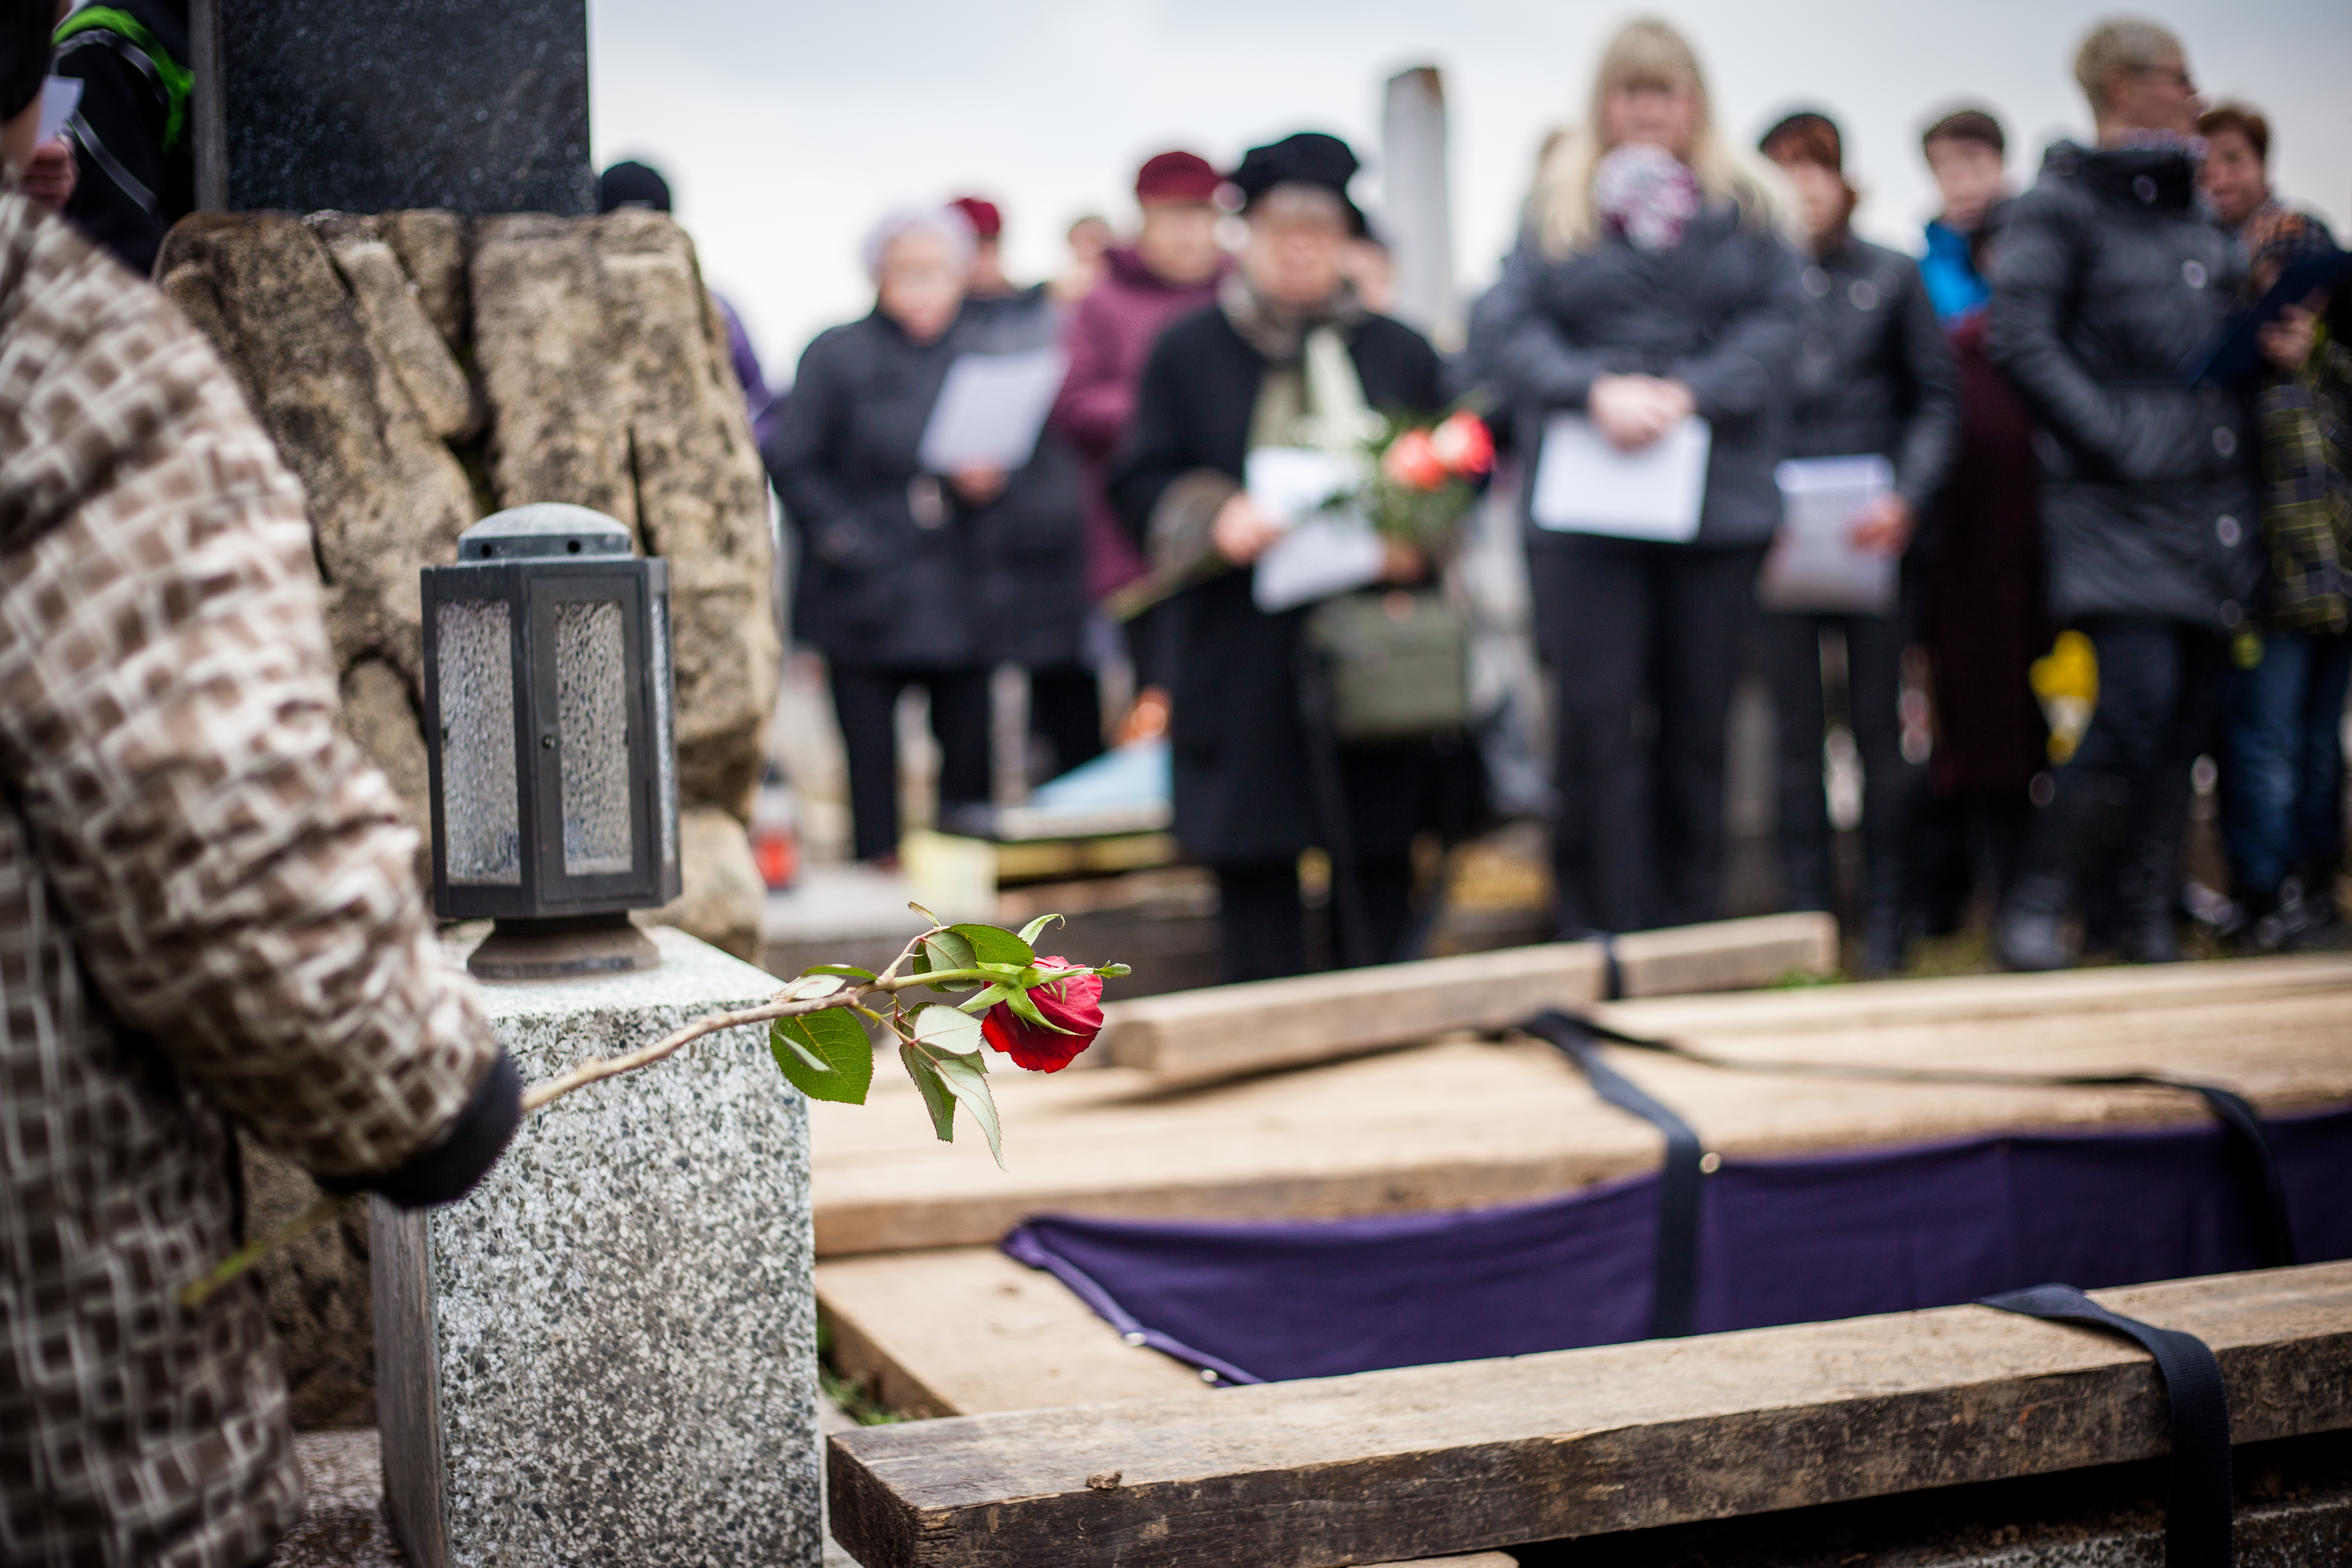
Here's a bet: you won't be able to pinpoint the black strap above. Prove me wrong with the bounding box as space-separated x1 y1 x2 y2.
1982 1283 2233 1568
1524 1011 2298 1270
1522 1010 1702 1337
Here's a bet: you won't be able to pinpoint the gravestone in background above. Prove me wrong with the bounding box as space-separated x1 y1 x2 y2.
214 0 593 215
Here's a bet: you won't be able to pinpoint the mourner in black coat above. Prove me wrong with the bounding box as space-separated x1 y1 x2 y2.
1760 112 1962 975
766 208 1088 861
1109 134 1466 982
1983 17 2260 970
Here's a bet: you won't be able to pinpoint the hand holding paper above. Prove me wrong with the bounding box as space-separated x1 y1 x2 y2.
917 347 1067 474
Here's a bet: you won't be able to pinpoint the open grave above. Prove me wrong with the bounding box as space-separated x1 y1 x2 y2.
809 948 2352 1565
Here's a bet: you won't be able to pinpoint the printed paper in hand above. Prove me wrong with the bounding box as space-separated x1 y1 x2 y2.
1245 447 1384 613
1761 455 1899 616
917 347 1068 473
1529 413 1711 542
37 77 80 146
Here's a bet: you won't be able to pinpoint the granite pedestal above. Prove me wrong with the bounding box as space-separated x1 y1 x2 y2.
373 927 818 1568
210 0 592 214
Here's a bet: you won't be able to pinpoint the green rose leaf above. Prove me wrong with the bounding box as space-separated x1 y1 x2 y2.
900 1042 957 1142
950 922 1034 969
912 928 976 991
957 982 1013 1014
770 1007 874 1104
910 1004 985 1055
925 1047 1005 1170
800 963 877 982
1017 913 1065 945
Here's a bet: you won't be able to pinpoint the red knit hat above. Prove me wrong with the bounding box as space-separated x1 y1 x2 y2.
947 195 1003 239
1135 151 1221 205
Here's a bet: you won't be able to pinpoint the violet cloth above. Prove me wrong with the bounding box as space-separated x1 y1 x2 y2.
1003 1106 2352 1385
711 290 773 427
1050 245 1227 601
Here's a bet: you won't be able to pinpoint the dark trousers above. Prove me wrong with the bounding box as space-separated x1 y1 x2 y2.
1763 610 1908 913
2221 629 2352 896
2070 618 2226 783
1028 663 1105 782
1530 539 1766 934
1216 857 1415 984
829 663 992 862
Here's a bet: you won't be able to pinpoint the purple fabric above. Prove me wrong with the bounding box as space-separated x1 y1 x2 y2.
1003 1106 2352 1385
711 290 773 425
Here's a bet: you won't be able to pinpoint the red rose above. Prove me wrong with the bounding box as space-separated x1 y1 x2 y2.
1381 428 1448 491
1429 410 1495 478
980 956 1105 1072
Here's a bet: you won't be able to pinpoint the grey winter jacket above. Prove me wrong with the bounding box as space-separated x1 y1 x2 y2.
1472 201 1810 546
766 303 1087 669
1787 233 1962 511
1986 140 2261 628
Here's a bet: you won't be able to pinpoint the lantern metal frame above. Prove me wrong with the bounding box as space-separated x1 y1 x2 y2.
420 505 681 979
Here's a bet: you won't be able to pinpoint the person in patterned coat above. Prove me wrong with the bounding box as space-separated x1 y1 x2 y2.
0 9 522 1562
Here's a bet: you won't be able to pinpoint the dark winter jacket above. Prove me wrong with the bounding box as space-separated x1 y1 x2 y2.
766 304 1087 669
1985 141 2261 629
1108 303 1452 865
54 0 194 277
1052 245 1228 599
1470 201 1810 547
1787 232 1962 512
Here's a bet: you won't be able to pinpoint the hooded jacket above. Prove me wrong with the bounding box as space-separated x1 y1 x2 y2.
1986 140 2261 628
0 189 515 1567
1471 199 1810 548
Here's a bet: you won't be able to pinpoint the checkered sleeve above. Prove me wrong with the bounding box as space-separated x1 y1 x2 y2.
0 204 503 1181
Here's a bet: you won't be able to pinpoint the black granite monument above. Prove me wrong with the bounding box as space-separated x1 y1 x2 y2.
212 0 593 215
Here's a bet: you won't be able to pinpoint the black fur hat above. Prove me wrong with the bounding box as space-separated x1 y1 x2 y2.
1229 132 1366 235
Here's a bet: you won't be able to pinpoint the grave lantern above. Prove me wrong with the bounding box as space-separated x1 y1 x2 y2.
421 504 680 979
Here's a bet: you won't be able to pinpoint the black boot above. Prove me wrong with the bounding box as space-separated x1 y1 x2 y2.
1856 826 1909 978
2115 770 2192 965
1995 771 2130 972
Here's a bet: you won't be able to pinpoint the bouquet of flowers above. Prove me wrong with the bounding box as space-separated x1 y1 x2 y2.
1363 407 1497 549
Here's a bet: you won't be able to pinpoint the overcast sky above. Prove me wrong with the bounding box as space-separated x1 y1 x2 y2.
588 0 2350 389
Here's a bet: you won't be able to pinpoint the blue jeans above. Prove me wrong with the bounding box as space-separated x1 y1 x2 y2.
2221 631 2352 895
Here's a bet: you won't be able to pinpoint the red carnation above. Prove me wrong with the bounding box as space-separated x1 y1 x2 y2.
980 956 1105 1072
1429 410 1495 478
1382 428 1448 491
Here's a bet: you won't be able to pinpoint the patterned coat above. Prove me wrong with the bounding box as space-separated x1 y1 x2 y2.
0 191 516 1565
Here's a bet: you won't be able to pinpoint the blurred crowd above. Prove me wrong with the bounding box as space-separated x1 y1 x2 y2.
720 13 2346 983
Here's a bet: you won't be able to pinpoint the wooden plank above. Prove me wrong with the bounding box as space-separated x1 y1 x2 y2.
1099 913 1834 1086
810 956 2352 1256
828 1261 2352 1568
818 1247 1213 1419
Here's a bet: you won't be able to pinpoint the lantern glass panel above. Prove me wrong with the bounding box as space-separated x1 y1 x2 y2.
555 598 635 875
651 589 678 876
437 597 522 885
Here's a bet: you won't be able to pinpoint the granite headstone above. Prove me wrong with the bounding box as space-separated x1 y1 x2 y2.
217 0 593 215
373 926 820 1568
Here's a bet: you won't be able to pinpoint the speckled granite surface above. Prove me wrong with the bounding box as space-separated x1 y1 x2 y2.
374 928 818 1567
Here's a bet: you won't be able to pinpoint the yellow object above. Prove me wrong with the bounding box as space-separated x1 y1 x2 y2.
2029 631 2099 765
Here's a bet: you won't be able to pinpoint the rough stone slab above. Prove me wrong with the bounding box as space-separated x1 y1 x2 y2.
375 928 817 1568
826 1263 2352 1568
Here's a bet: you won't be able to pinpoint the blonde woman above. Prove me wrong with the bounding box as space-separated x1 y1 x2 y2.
1472 17 1807 937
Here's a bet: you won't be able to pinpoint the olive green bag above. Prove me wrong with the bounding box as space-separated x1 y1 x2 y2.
1301 587 1472 743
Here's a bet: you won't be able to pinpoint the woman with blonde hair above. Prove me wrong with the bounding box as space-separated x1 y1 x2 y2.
1472 17 1808 936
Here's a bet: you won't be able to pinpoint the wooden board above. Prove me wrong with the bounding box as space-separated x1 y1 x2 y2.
810 954 2352 1256
827 1261 2352 1568
1098 913 1836 1086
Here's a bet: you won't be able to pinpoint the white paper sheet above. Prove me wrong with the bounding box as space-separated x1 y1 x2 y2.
1529 413 1711 542
37 77 80 146
1761 455 1899 616
1243 447 1384 612
917 347 1067 473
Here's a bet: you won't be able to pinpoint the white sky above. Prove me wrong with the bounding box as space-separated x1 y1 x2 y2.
588 0 2351 391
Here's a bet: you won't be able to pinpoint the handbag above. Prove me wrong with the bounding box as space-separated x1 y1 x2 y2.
1301 586 1471 743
